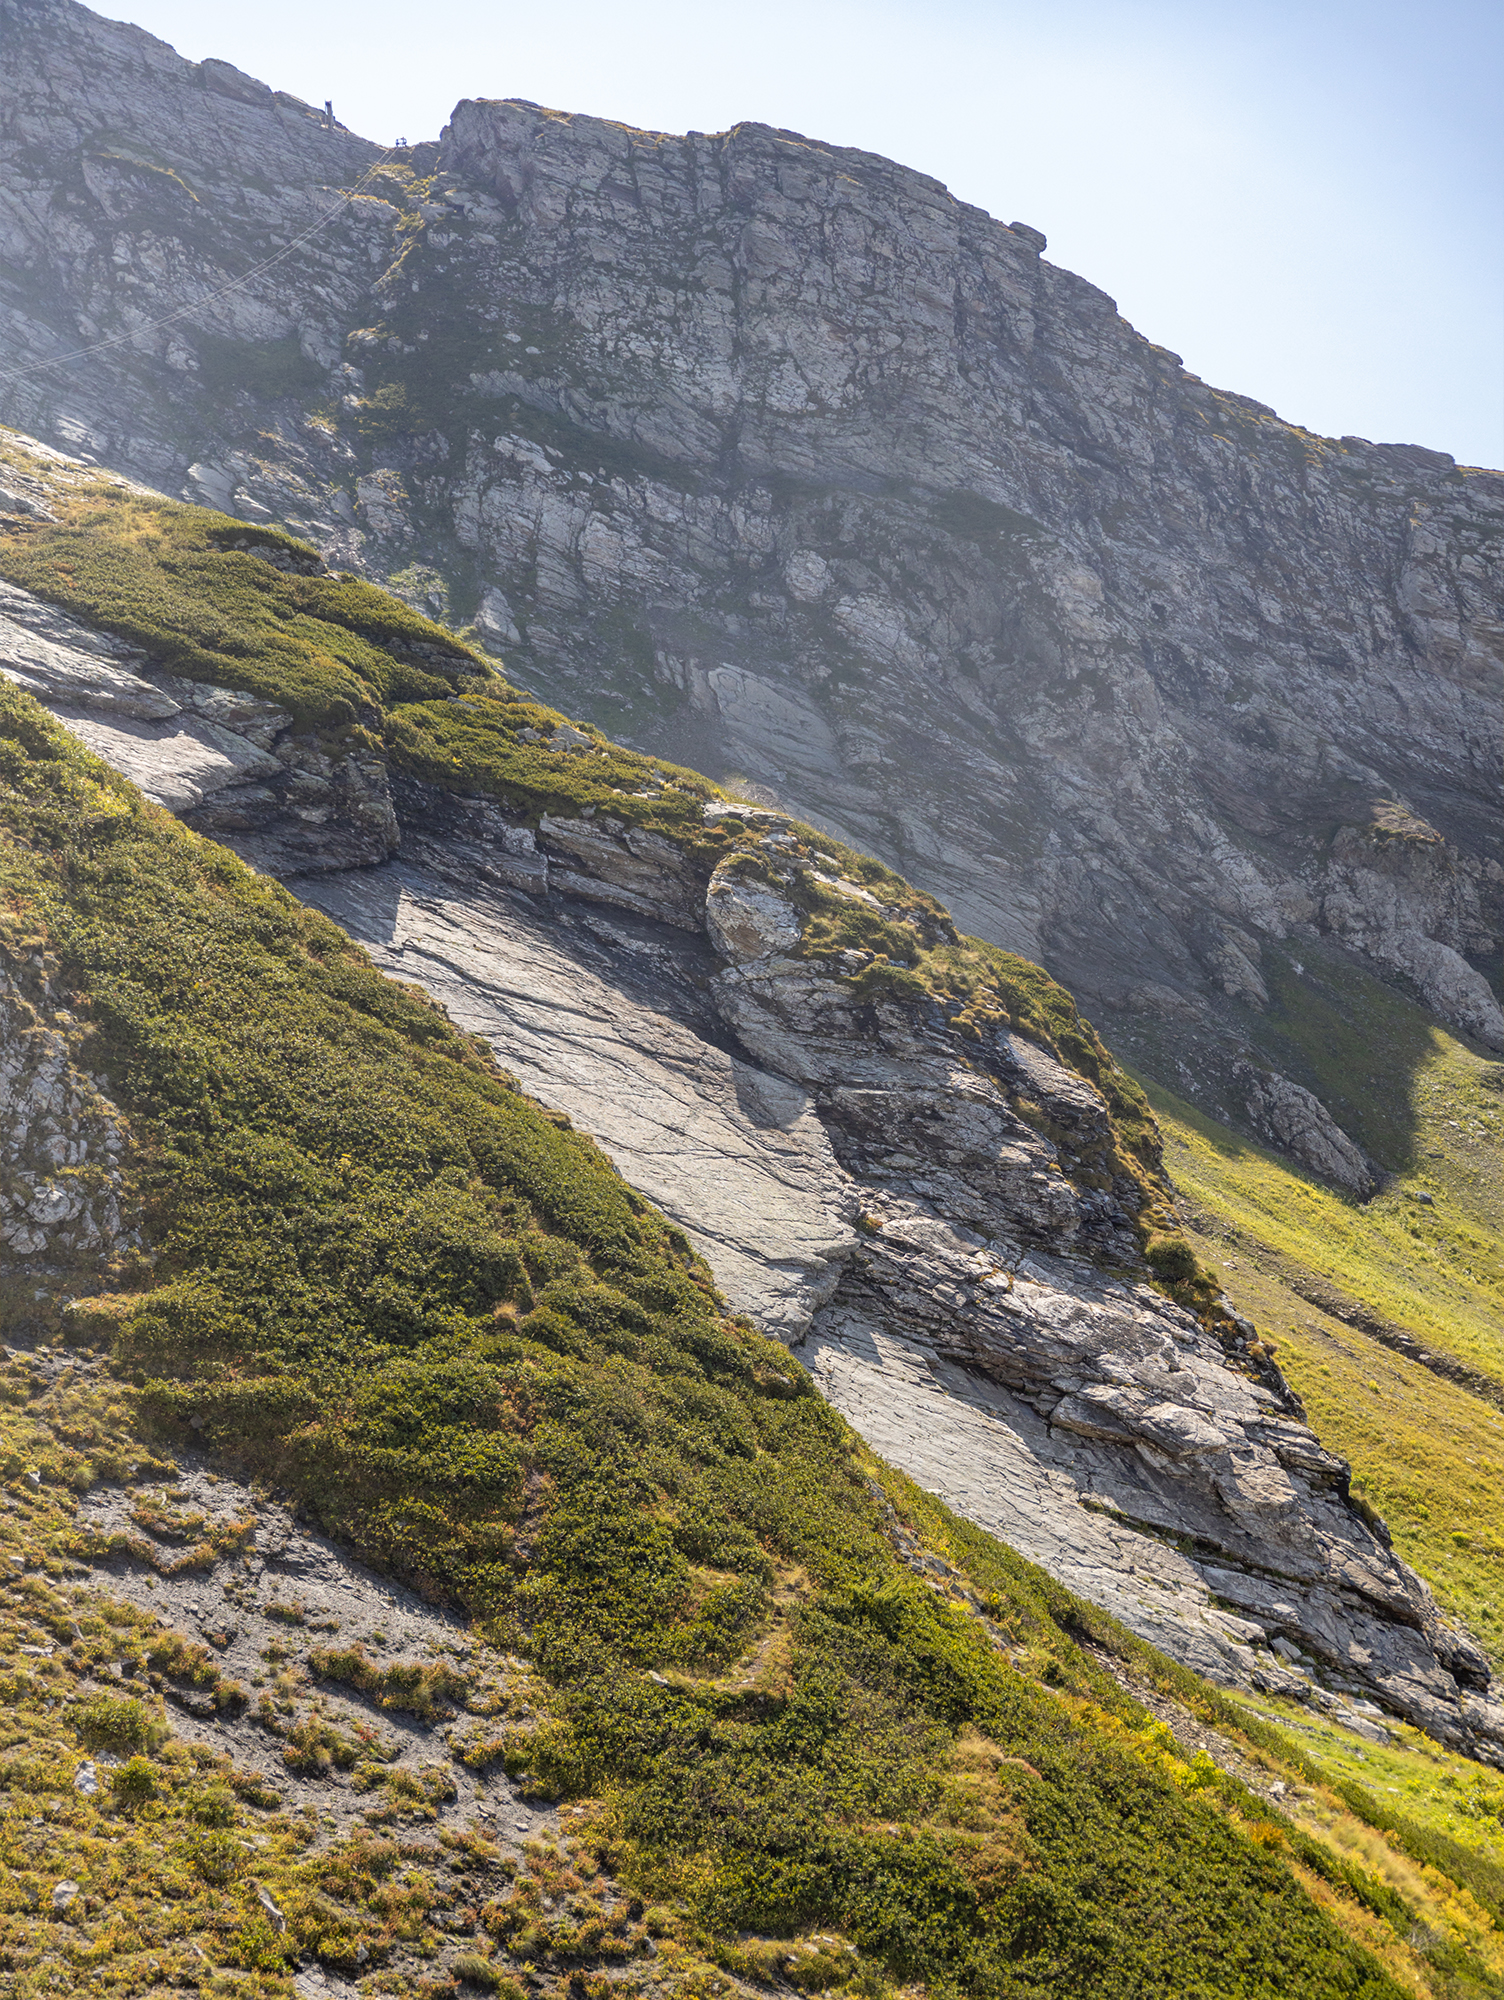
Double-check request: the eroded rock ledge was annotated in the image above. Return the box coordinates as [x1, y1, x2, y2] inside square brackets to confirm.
[304, 853, 1504, 1761]
[7, 563, 1503, 1764]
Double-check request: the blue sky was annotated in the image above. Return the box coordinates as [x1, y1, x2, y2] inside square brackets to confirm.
[110, 0, 1503, 467]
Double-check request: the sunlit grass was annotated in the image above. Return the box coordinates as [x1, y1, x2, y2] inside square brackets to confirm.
[1236, 1693, 1504, 1984]
[1142, 1031, 1504, 1376]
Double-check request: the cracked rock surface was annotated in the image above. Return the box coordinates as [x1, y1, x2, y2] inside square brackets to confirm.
[301, 861, 857, 1341]
[294, 856, 1501, 1759]
[805, 1229, 1495, 1753]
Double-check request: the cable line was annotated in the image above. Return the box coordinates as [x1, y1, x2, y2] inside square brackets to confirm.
[0, 145, 401, 389]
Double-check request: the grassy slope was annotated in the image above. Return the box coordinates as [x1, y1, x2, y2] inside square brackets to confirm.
[3, 1340, 1469, 2000]
[1139, 962, 1504, 1987]
[3, 456, 1503, 1992]
[0, 638, 1443, 1992]
[1149, 947, 1503, 1373]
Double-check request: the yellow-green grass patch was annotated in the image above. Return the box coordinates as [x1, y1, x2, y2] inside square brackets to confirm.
[1143, 1041, 1504, 1382]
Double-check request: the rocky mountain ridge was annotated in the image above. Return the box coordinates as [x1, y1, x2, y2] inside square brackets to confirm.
[1, 0, 1499, 1194]
[3, 434, 1500, 1769]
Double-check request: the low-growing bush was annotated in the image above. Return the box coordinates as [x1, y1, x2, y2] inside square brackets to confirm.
[73, 1693, 165, 1753]
[283, 1713, 362, 1775]
[0, 489, 481, 729]
[110, 1755, 158, 1807]
[229, 1912, 290, 1972]
[451, 1948, 503, 1988]
[189, 1829, 245, 1885]
[187, 1784, 236, 1827]
[0, 1756, 67, 1793]
[309, 1641, 468, 1721]
[1144, 1234, 1200, 1285]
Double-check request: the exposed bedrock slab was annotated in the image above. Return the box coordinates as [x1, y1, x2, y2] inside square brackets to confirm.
[52, 708, 283, 812]
[0, 578, 178, 720]
[300, 863, 857, 1339]
[804, 1226, 1501, 1756]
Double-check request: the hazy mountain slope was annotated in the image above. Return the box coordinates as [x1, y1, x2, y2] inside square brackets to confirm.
[1, 0, 1498, 1193]
[3, 436, 1501, 1775]
[0, 653, 1457, 1998]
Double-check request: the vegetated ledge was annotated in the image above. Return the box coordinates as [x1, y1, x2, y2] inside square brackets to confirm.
[0, 678, 1439, 1999]
[0, 473, 1235, 1331]
[10, 447, 1493, 1769]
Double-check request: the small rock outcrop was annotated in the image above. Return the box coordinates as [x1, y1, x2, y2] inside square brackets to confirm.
[0, 576, 397, 873]
[1236, 1063, 1380, 1196]
[705, 864, 803, 962]
[0, 940, 134, 1270]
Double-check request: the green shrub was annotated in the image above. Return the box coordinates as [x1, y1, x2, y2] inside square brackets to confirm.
[228, 1913, 290, 1971]
[1144, 1234, 1200, 1285]
[189, 1829, 245, 1884]
[0, 1757, 67, 1793]
[308, 1641, 468, 1720]
[451, 1948, 501, 1987]
[187, 1785, 236, 1827]
[110, 1755, 158, 1806]
[283, 1714, 362, 1775]
[73, 1693, 163, 1752]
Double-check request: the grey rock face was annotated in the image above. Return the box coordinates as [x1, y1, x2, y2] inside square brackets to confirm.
[0, 945, 134, 1268]
[0, 6, 1497, 1182]
[426, 104, 1504, 1065]
[1237, 1062, 1380, 1196]
[705, 863, 802, 962]
[0, 579, 177, 718]
[806, 1242, 1500, 1755]
[15, 574, 1504, 1754]
[300, 859, 857, 1340]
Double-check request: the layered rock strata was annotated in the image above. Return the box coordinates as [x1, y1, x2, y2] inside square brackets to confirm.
[1, 0, 1499, 1185]
[297, 857, 1504, 1759]
[7, 555, 1501, 1761]
[0, 571, 398, 872]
